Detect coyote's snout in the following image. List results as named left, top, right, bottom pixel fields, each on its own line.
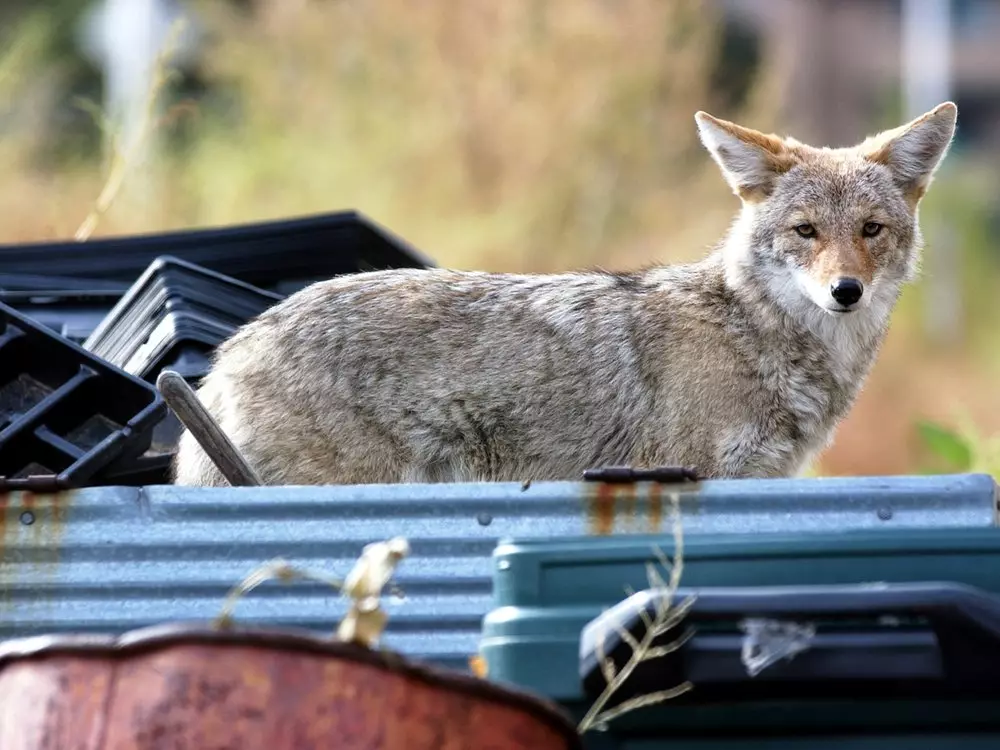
left=173, top=102, right=958, bottom=487
left=793, top=229, right=879, bottom=315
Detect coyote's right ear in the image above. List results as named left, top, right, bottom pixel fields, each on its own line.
left=863, top=101, right=958, bottom=205
left=695, top=112, right=795, bottom=202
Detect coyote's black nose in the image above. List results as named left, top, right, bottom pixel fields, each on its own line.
left=830, top=278, right=863, bottom=307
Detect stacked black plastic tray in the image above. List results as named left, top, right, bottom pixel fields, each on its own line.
left=0, top=302, right=165, bottom=491
left=0, top=210, right=433, bottom=488
left=82, top=257, right=290, bottom=484
left=0, top=210, right=433, bottom=290
left=83, top=256, right=286, bottom=383
left=0, top=278, right=131, bottom=346
left=0, top=210, right=433, bottom=342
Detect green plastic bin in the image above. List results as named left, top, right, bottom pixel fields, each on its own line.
left=480, top=473, right=1000, bottom=748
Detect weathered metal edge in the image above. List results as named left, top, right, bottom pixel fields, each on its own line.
left=0, top=620, right=584, bottom=748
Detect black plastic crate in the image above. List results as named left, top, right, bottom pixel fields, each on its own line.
left=0, top=301, right=166, bottom=491
left=0, top=274, right=131, bottom=294
left=95, top=407, right=184, bottom=487
left=0, top=210, right=434, bottom=293
left=100, top=451, right=174, bottom=486
left=84, top=256, right=286, bottom=384
left=0, top=289, right=124, bottom=345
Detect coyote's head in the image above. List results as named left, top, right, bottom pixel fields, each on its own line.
left=695, top=103, right=957, bottom=318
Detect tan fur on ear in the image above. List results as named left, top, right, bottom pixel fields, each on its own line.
left=695, top=113, right=793, bottom=164
left=695, top=112, right=800, bottom=202
left=862, top=101, right=958, bottom=205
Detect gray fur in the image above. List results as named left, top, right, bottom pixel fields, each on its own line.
left=172, top=103, right=958, bottom=486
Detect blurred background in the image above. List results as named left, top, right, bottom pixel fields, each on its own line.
left=1, top=0, right=998, bottom=477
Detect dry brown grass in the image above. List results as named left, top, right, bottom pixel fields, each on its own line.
left=175, top=0, right=786, bottom=273
left=2, top=0, right=783, bottom=263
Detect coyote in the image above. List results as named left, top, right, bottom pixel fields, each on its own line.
left=173, top=102, right=958, bottom=486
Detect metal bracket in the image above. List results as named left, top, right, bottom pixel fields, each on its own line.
left=0, top=474, right=68, bottom=493
left=582, top=465, right=700, bottom=484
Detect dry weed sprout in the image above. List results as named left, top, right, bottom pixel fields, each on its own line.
left=577, top=492, right=694, bottom=734
left=336, top=537, right=411, bottom=647
left=213, top=557, right=342, bottom=630
left=74, top=17, right=188, bottom=242
left=214, top=537, right=411, bottom=650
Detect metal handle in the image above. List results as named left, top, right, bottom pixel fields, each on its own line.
left=579, top=581, right=1000, bottom=703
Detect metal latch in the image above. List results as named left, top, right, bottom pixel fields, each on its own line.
left=582, top=465, right=700, bottom=484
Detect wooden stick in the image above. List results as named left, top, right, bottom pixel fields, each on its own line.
left=156, top=370, right=263, bottom=487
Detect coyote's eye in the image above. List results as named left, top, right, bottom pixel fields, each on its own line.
left=794, top=223, right=816, bottom=238
left=862, top=222, right=883, bottom=237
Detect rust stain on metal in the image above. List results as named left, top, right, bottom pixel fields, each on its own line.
left=0, top=625, right=583, bottom=749
left=588, top=483, right=616, bottom=535
left=584, top=466, right=700, bottom=536
left=27, top=491, right=72, bottom=606
left=0, top=649, right=112, bottom=747
left=0, top=492, right=11, bottom=609
left=619, top=482, right=637, bottom=533
left=0, top=489, right=73, bottom=619
left=29, top=490, right=71, bottom=560
left=589, top=482, right=669, bottom=535
left=648, top=482, right=664, bottom=533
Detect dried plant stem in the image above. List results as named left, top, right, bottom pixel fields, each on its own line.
left=214, top=558, right=344, bottom=630
left=74, top=17, right=187, bottom=241
left=577, top=492, right=693, bottom=734
left=588, top=683, right=693, bottom=725
left=213, top=537, right=410, bottom=651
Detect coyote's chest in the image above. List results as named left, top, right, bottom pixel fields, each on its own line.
left=737, top=331, right=877, bottom=476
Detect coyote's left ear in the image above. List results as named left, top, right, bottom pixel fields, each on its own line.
left=864, top=101, right=958, bottom=203
left=694, top=111, right=796, bottom=202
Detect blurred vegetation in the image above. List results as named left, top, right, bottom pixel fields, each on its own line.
left=1, top=0, right=781, bottom=268
left=916, top=418, right=1000, bottom=478
left=1, top=0, right=999, bottom=477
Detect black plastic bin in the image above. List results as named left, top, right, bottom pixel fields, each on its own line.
left=0, top=210, right=434, bottom=293
left=0, top=289, right=125, bottom=345
left=83, top=256, right=286, bottom=384
left=0, top=301, right=166, bottom=491
left=99, top=451, right=175, bottom=487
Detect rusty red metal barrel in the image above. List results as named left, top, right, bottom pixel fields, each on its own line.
left=0, top=623, right=582, bottom=749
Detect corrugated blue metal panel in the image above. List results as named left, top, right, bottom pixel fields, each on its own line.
left=0, top=473, right=996, bottom=671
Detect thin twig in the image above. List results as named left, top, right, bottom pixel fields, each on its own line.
left=645, top=628, right=695, bottom=659
left=75, top=17, right=187, bottom=241
left=214, top=558, right=344, bottom=629
left=577, top=492, right=694, bottom=734
left=157, top=370, right=263, bottom=487
left=586, top=684, right=693, bottom=726
left=622, top=625, right=648, bottom=654
left=595, top=628, right=616, bottom=684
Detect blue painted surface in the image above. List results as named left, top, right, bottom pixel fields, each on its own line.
left=0, top=473, right=995, bottom=671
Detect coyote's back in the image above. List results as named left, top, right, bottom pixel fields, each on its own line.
left=175, top=267, right=734, bottom=485
left=173, top=102, right=958, bottom=486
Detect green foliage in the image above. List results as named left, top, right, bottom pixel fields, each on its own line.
left=915, top=421, right=973, bottom=472
left=915, top=417, right=1000, bottom=478
left=899, top=161, right=1000, bottom=357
